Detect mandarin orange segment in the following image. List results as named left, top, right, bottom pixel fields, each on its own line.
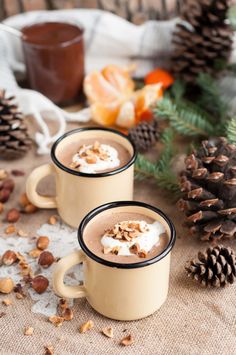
left=90, top=101, right=120, bottom=126
left=134, top=84, right=163, bottom=123
left=102, top=65, right=135, bottom=97
left=84, top=71, right=121, bottom=104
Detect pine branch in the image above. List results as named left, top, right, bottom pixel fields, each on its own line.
left=134, top=128, right=180, bottom=195
left=226, top=117, right=236, bottom=144
left=196, top=73, right=229, bottom=120
left=154, top=97, right=215, bottom=137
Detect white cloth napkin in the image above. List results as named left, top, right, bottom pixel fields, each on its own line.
left=0, top=9, right=177, bottom=154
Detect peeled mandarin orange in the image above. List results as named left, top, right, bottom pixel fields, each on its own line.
left=134, top=83, right=163, bottom=122
left=90, top=101, right=120, bottom=126
left=84, top=71, right=121, bottom=104
left=102, top=65, right=135, bottom=98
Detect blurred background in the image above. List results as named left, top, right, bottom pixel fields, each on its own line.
left=0, top=0, right=184, bottom=23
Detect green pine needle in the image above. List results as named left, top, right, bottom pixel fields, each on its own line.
left=227, top=117, right=236, bottom=143
left=196, top=73, right=229, bottom=120
left=154, top=97, right=215, bottom=137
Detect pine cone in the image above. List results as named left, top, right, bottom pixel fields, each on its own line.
left=178, top=137, right=236, bottom=241
left=185, top=245, right=236, bottom=287
left=128, top=120, right=159, bottom=152
left=172, top=0, right=233, bottom=82
left=0, top=90, right=32, bottom=159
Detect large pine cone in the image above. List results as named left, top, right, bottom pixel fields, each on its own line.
left=172, top=0, right=233, bottom=82
left=0, top=90, right=32, bottom=159
left=128, top=120, right=159, bottom=152
left=178, top=137, right=236, bottom=241
left=185, top=245, right=236, bottom=287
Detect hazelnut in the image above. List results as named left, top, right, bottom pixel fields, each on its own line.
left=38, top=251, right=54, bottom=268
left=0, top=189, right=10, bottom=203
left=0, top=169, right=7, bottom=180
left=2, top=250, right=17, bottom=265
left=11, top=169, right=25, bottom=176
left=19, top=193, right=30, bottom=207
left=0, top=202, right=3, bottom=213
left=36, top=236, right=49, bottom=250
left=24, top=203, right=37, bottom=214
left=31, top=275, right=49, bottom=294
left=48, top=215, right=57, bottom=225
left=7, top=208, right=20, bottom=223
left=0, top=277, right=14, bottom=294
left=2, top=179, right=14, bottom=192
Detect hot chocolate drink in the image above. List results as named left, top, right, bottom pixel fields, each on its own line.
left=58, top=138, right=131, bottom=174
left=83, top=211, right=169, bottom=264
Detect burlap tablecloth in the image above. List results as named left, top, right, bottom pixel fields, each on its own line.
left=0, top=119, right=236, bottom=355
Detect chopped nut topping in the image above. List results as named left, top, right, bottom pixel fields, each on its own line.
left=49, top=315, right=64, bottom=327
left=138, top=250, right=147, bottom=258
left=129, top=243, right=140, bottom=255
left=105, top=221, right=148, bottom=242
left=71, top=141, right=111, bottom=169
left=2, top=298, right=12, bottom=306
left=111, top=246, right=120, bottom=255
left=102, top=327, right=114, bottom=338
left=120, top=334, right=134, bottom=346
left=103, top=247, right=112, bottom=255
left=24, top=326, right=34, bottom=336
left=79, top=320, right=94, bottom=333
left=5, top=224, right=16, bottom=235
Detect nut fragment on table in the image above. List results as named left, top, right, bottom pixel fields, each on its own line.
left=49, top=315, right=64, bottom=327
left=36, top=236, right=50, bottom=250
left=5, top=224, right=16, bottom=235
left=2, top=250, right=17, bottom=265
left=0, top=277, right=14, bottom=294
left=38, top=251, right=55, bottom=268
left=14, top=283, right=26, bottom=298
left=48, top=215, right=58, bottom=225
left=102, top=327, right=114, bottom=338
left=2, top=298, right=12, bottom=306
left=79, top=320, right=94, bottom=333
left=0, top=202, right=3, bottom=213
left=0, top=169, right=7, bottom=180
left=44, top=345, right=54, bottom=355
left=24, top=326, right=34, bottom=336
left=31, top=275, right=49, bottom=294
left=17, top=229, right=28, bottom=237
left=120, top=334, right=134, bottom=346
left=28, top=248, right=42, bottom=258
left=63, top=308, right=74, bottom=321
left=7, top=208, right=20, bottom=223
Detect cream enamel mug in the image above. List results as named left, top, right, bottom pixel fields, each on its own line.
left=52, top=201, right=176, bottom=321
left=26, top=128, right=136, bottom=228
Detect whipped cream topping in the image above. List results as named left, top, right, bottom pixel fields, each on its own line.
left=70, top=141, right=120, bottom=173
left=101, top=220, right=166, bottom=257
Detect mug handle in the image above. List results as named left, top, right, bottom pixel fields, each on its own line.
left=52, top=250, right=86, bottom=298
left=26, top=164, right=57, bottom=209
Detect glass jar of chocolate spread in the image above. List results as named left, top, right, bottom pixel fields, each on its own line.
left=22, top=21, right=84, bottom=105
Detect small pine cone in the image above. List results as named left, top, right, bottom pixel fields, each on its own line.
left=128, top=120, right=159, bottom=152
left=185, top=245, right=236, bottom=288
left=0, top=89, right=32, bottom=160
left=178, top=137, right=236, bottom=242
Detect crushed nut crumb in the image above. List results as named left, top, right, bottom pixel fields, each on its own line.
left=49, top=315, right=64, bottom=327
left=24, top=326, right=34, bottom=336
left=2, top=298, right=12, bottom=306
left=120, top=334, right=134, bottom=346
left=17, top=229, right=28, bottom=237
left=79, top=320, right=94, bottom=333
left=44, top=345, right=54, bottom=355
left=5, top=224, right=16, bottom=235
left=102, top=327, right=114, bottom=338
left=48, top=215, right=58, bottom=225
